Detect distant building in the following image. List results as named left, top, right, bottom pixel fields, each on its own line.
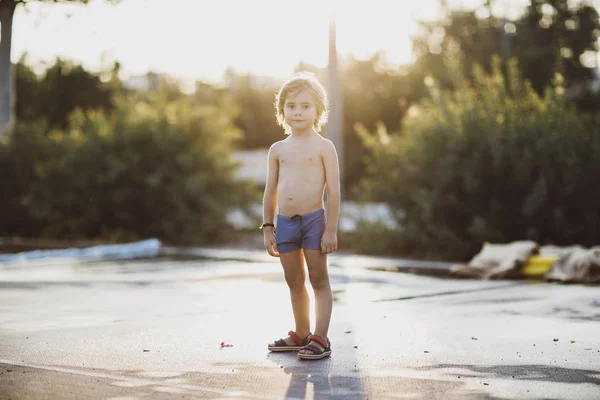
left=224, top=68, right=282, bottom=92
left=123, top=72, right=161, bottom=91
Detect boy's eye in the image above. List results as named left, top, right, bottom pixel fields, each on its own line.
left=303, top=105, right=310, bottom=109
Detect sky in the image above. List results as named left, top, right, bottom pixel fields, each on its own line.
left=12, top=0, right=596, bottom=85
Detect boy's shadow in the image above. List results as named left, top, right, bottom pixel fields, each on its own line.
left=267, top=353, right=363, bottom=400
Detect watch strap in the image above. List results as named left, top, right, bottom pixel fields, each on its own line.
left=259, top=222, right=275, bottom=230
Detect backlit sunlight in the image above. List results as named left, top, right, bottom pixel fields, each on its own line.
left=11, top=0, right=456, bottom=83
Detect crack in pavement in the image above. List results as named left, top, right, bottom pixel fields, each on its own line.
left=374, top=282, right=523, bottom=302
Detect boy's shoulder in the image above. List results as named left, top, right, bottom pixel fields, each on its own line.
left=315, top=135, right=336, bottom=153
left=269, top=139, right=286, bottom=152
left=315, top=134, right=333, bottom=146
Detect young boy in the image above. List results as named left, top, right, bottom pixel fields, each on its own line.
left=260, top=72, right=340, bottom=360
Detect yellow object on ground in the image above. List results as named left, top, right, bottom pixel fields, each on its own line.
left=521, top=255, right=558, bottom=276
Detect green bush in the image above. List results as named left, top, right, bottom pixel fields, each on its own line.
left=339, top=220, right=400, bottom=257
left=15, top=58, right=116, bottom=130
left=357, top=56, right=600, bottom=261
left=1, top=92, right=258, bottom=244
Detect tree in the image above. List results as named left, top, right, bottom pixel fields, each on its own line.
left=412, top=0, right=600, bottom=111
left=0, top=0, right=119, bottom=135
left=225, top=72, right=283, bottom=149
left=341, top=53, right=413, bottom=193
left=16, top=57, right=116, bottom=129
left=0, top=86, right=258, bottom=242
left=514, top=0, right=600, bottom=110
left=412, top=8, right=506, bottom=92
left=358, top=57, right=600, bottom=260
left=14, top=56, right=39, bottom=123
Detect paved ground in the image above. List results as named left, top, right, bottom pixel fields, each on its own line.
left=0, top=249, right=599, bottom=399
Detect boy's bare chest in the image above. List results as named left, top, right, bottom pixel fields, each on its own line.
left=278, top=151, right=322, bottom=167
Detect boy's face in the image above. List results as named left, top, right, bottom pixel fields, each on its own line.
left=283, top=89, right=317, bottom=132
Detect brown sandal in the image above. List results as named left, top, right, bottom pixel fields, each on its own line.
left=268, top=330, right=311, bottom=352
left=298, top=334, right=331, bottom=360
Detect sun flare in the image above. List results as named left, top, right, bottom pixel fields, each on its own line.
left=12, top=0, right=428, bottom=83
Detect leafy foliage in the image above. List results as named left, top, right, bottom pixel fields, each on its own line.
left=16, top=58, right=116, bottom=130
left=1, top=90, right=258, bottom=243
left=412, top=0, right=600, bottom=111
left=358, top=57, right=600, bottom=260
left=516, top=0, right=600, bottom=91
left=225, top=72, right=282, bottom=149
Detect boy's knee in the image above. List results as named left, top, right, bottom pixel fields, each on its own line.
left=309, top=273, right=329, bottom=290
left=284, top=272, right=305, bottom=290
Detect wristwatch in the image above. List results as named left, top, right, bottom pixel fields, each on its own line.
left=259, top=222, right=275, bottom=230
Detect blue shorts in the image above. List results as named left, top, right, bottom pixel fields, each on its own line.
left=276, top=209, right=326, bottom=253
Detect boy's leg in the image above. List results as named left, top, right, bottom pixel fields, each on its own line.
left=300, top=249, right=332, bottom=354
left=268, top=249, right=311, bottom=347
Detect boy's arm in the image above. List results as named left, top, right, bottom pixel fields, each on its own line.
left=321, top=140, right=340, bottom=254
left=262, top=143, right=279, bottom=257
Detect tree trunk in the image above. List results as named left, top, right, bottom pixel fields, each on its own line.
left=0, top=0, right=17, bottom=136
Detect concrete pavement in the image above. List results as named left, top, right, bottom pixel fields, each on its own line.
left=0, top=249, right=599, bottom=399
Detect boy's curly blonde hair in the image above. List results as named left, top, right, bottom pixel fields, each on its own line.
left=275, top=72, right=329, bottom=134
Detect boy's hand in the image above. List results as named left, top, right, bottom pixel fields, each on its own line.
left=263, top=230, right=280, bottom=257
left=321, top=231, right=338, bottom=254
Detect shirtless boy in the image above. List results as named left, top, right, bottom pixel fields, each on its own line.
left=260, top=72, right=340, bottom=360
